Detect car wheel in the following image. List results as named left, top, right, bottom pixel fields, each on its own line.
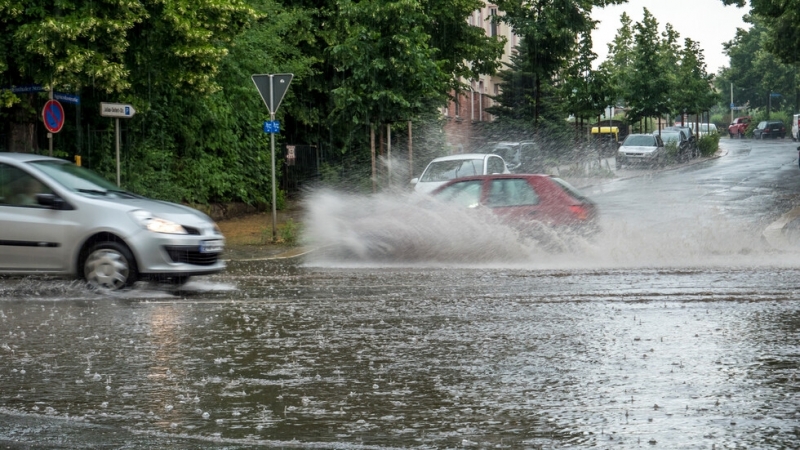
left=83, top=241, right=137, bottom=290
left=738, top=131, right=744, bottom=139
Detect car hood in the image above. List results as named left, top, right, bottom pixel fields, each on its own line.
left=99, top=197, right=214, bottom=225
left=620, top=146, right=659, bottom=153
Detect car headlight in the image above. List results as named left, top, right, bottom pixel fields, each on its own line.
left=129, top=210, right=188, bottom=234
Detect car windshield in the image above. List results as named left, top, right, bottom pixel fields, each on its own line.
left=661, top=132, right=682, bottom=142
left=420, top=158, right=483, bottom=182
left=623, top=135, right=656, bottom=147
left=30, top=160, right=139, bottom=198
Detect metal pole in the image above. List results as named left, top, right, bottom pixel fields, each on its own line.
left=730, top=83, right=734, bottom=125
left=270, top=75, right=277, bottom=243
left=115, top=118, right=120, bottom=186
left=386, top=123, right=391, bottom=188
left=408, top=120, right=412, bottom=179
left=370, top=125, right=376, bottom=194
left=48, top=87, right=53, bottom=156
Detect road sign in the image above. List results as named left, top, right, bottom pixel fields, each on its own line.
left=263, top=120, right=280, bottom=133
left=100, top=102, right=136, bottom=118
left=55, top=92, right=80, bottom=105
left=42, top=100, right=65, bottom=133
left=251, top=74, right=293, bottom=114
left=730, top=102, right=735, bottom=108
left=770, top=92, right=781, bottom=97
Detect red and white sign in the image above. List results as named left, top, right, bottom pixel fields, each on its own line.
left=42, top=100, right=65, bottom=133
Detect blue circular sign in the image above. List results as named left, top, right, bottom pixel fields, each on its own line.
left=42, top=99, right=65, bottom=133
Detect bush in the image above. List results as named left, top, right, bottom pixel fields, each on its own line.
left=698, top=133, right=720, bottom=157
left=279, top=219, right=302, bottom=246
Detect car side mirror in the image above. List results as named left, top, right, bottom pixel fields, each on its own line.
left=36, top=193, right=70, bottom=210
left=410, top=177, right=419, bottom=184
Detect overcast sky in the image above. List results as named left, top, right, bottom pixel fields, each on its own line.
left=591, top=0, right=750, bottom=74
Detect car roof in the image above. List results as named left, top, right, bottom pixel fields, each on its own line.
left=0, top=152, right=63, bottom=163
left=428, top=153, right=497, bottom=163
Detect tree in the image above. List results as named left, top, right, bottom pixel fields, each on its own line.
left=493, top=0, right=625, bottom=125
left=721, top=0, right=800, bottom=65
left=623, top=9, right=671, bottom=127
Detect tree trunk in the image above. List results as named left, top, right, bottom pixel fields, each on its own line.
left=7, top=95, right=40, bottom=153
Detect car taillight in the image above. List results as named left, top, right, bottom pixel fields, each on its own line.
left=570, top=205, right=590, bottom=221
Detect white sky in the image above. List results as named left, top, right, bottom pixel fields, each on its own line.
left=591, top=0, right=750, bottom=74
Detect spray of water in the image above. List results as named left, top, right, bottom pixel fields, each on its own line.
left=301, top=188, right=800, bottom=269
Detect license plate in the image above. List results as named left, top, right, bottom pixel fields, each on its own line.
left=199, top=240, right=224, bottom=253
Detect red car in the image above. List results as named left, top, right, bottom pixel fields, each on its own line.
left=728, top=116, right=751, bottom=138
left=430, top=174, right=599, bottom=238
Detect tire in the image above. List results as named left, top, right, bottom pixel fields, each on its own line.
left=738, top=131, right=744, bottom=139
left=83, top=241, right=137, bottom=290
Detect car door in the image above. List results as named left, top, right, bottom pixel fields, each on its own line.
left=0, top=163, right=69, bottom=271
left=484, top=177, right=543, bottom=230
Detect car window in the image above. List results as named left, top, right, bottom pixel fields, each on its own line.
left=622, top=135, right=656, bottom=146
left=661, top=132, right=682, bottom=143
left=433, top=180, right=482, bottom=208
left=486, top=178, right=539, bottom=207
left=420, top=159, right=482, bottom=182
left=491, top=146, right=516, bottom=162
left=0, top=163, right=52, bottom=207
left=486, top=156, right=506, bottom=174
left=757, top=121, right=767, bottom=129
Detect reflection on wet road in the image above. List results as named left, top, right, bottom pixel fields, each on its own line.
left=2, top=139, right=800, bottom=448
left=1, top=263, right=800, bottom=448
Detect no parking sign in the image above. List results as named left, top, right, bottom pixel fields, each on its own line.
left=42, top=99, right=65, bottom=133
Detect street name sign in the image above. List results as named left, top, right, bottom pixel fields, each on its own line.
left=251, top=74, right=293, bottom=115
left=100, top=102, right=136, bottom=118
left=42, top=100, right=65, bottom=133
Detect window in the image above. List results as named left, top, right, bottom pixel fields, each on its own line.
left=487, top=179, right=539, bottom=207
left=435, top=180, right=482, bottom=208
left=489, top=8, right=498, bottom=37
left=486, top=156, right=506, bottom=174
left=0, top=164, right=51, bottom=207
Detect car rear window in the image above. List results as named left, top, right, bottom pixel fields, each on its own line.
left=550, top=177, right=592, bottom=203
left=420, top=159, right=483, bottom=182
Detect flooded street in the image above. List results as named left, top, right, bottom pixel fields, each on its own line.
left=2, top=139, right=800, bottom=448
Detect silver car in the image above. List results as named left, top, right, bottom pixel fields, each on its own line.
left=616, top=134, right=665, bottom=169
left=0, top=153, right=225, bottom=289
left=410, top=153, right=510, bottom=194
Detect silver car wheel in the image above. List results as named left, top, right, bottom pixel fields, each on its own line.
left=84, top=248, right=131, bottom=290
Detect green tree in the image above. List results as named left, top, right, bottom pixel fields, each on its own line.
left=624, top=8, right=671, bottom=128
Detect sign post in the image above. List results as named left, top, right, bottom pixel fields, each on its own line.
left=251, top=73, right=293, bottom=242
left=100, top=102, right=137, bottom=186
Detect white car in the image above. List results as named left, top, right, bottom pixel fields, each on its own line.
left=411, top=153, right=510, bottom=194
left=0, top=153, right=225, bottom=290
left=616, top=134, right=665, bottom=168
left=792, top=113, right=800, bottom=141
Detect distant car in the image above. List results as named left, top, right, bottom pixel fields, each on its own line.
left=411, top=153, right=510, bottom=194
left=729, top=116, right=751, bottom=138
left=0, top=153, right=226, bottom=290
left=616, top=134, right=665, bottom=168
left=753, top=120, right=786, bottom=139
left=693, top=123, right=718, bottom=137
left=664, top=126, right=697, bottom=156
left=656, top=129, right=691, bottom=159
left=792, top=113, right=800, bottom=141
left=431, top=174, right=599, bottom=237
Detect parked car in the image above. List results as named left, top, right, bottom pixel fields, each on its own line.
left=411, top=153, right=510, bottom=194
left=753, top=120, right=786, bottom=139
left=662, top=127, right=696, bottom=156
left=0, top=153, right=226, bottom=290
left=728, top=116, right=751, bottom=138
left=656, top=129, right=691, bottom=159
left=430, top=174, right=599, bottom=239
left=477, top=141, right=539, bottom=173
left=792, top=113, right=800, bottom=141
left=694, top=123, right=718, bottom=137
left=616, top=134, right=665, bottom=168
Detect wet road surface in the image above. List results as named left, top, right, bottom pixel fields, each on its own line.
left=2, top=138, right=800, bottom=449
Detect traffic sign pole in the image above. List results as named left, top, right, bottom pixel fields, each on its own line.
left=270, top=74, right=278, bottom=242
left=251, top=73, right=293, bottom=243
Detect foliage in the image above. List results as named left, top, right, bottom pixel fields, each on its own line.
left=279, top=218, right=302, bottom=246
left=717, top=15, right=797, bottom=115
left=722, top=0, right=800, bottom=66
left=697, top=133, right=720, bottom=157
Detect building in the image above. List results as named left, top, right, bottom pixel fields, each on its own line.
left=442, top=3, right=518, bottom=153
